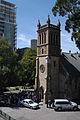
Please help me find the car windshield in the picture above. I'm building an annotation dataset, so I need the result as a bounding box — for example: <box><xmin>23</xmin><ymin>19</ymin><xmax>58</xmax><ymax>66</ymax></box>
<box><xmin>29</xmin><ymin>100</ymin><xmax>34</xmax><ymax>104</ymax></box>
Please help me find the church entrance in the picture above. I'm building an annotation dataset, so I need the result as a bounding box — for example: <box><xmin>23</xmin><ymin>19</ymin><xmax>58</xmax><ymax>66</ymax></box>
<box><xmin>40</xmin><ymin>86</ymin><xmax>44</xmax><ymax>100</ymax></box>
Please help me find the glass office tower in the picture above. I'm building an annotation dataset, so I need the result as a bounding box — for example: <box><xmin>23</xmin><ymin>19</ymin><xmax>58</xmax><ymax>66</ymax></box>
<box><xmin>0</xmin><ymin>0</ymin><xmax>17</xmax><ymax>50</ymax></box>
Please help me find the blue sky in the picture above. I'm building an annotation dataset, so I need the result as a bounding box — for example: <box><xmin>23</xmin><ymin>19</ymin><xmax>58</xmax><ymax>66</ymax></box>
<box><xmin>8</xmin><ymin>0</ymin><xmax>79</xmax><ymax>52</ymax></box>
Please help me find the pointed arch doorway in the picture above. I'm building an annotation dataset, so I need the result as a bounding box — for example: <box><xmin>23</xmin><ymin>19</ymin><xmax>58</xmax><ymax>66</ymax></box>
<box><xmin>40</xmin><ymin>86</ymin><xmax>44</xmax><ymax>100</ymax></box>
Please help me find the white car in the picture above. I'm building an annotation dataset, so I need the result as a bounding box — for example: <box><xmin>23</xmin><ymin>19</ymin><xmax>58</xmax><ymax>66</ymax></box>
<box><xmin>53</xmin><ymin>99</ymin><xmax>78</xmax><ymax>111</ymax></box>
<box><xmin>20</xmin><ymin>99</ymin><xmax>39</xmax><ymax>109</ymax></box>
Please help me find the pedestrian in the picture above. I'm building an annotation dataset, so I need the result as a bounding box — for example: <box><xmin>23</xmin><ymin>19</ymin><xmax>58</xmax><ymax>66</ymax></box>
<box><xmin>8</xmin><ymin>97</ymin><xmax>11</xmax><ymax>106</ymax></box>
<box><xmin>18</xmin><ymin>98</ymin><xmax>21</xmax><ymax>107</ymax></box>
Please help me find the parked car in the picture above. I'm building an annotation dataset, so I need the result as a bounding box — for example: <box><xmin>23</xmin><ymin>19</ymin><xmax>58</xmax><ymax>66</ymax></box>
<box><xmin>53</xmin><ymin>99</ymin><xmax>78</xmax><ymax>111</ymax></box>
<box><xmin>20</xmin><ymin>99</ymin><xmax>39</xmax><ymax>109</ymax></box>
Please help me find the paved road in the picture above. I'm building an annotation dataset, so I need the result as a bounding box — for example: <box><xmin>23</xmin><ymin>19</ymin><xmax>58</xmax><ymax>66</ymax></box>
<box><xmin>0</xmin><ymin>104</ymin><xmax>80</xmax><ymax>120</ymax></box>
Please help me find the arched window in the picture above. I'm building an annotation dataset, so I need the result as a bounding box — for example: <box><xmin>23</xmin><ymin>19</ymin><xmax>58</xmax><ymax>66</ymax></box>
<box><xmin>44</xmin><ymin>33</ymin><xmax>46</xmax><ymax>43</ymax></box>
<box><xmin>54</xmin><ymin>34</ymin><xmax>56</xmax><ymax>45</ymax></box>
<box><xmin>55</xmin><ymin>35</ymin><xmax>57</xmax><ymax>45</ymax></box>
<box><xmin>51</xmin><ymin>34</ymin><xmax>53</xmax><ymax>44</ymax></box>
<box><xmin>39</xmin><ymin>35</ymin><xmax>41</xmax><ymax>44</ymax></box>
<box><xmin>53</xmin><ymin>61</ymin><xmax>56</xmax><ymax>67</ymax></box>
<box><xmin>42</xmin><ymin>33</ymin><xmax>43</xmax><ymax>44</ymax></box>
<box><xmin>42</xmin><ymin>48</ymin><xmax>44</xmax><ymax>54</ymax></box>
<box><xmin>54</xmin><ymin>34</ymin><xmax>58</xmax><ymax>45</ymax></box>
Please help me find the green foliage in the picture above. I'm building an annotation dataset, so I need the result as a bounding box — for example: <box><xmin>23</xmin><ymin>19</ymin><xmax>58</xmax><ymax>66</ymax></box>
<box><xmin>52</xmin><ymin>0</ymin><xmax>80</xmax><ymax>49</ymax></box>
<box><xmin>0</xmin><ymin>38</ymin><xmax>37</xmax><ymax>92</ymax></box>
<box><xmin>0</xmin><ymin>38</ymin><xmax>19</xmax><ymax>91</ymax></box>
<box><xmin>0</xmin><ymin>38</ymin><xmax>18</xmax><ymax>67</ymax></box>
<box><xmin>20</xmin><ymin>48</ymin><xmax>37</xmax><ymax>86</ymax></box>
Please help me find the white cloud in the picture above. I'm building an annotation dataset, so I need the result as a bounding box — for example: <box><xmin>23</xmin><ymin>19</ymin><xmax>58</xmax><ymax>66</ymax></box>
<box><xmin>61</xmin><ymin>32</ymin><xmax>79</xmax><ymax>52</ymax></box>
<box><xmin>61</xmin><ymin>32</ymin><xmax>71</xmax><ymax>42</ymax></box>
<box><xmin>17</xmin><ymin>34</ymin><xmax>32</xmax><ymax>48</ymax></box>
<box><xmin>17</xmin><ymin>34</ymin><xmax>28</xmax><ymax>42</ymax></box>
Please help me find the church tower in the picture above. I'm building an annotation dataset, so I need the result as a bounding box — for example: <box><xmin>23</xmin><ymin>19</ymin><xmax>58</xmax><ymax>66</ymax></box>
<box><xmin>35</xmin><ymin>16</ymin><xmax>61</xmax><ymax>103</ymax></box>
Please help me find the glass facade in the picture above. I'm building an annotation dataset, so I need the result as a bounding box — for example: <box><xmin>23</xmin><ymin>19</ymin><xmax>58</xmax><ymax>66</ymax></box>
<box><xmin>0</xmin><ymin>0</ymin><xmax>17</xmax><ymax>50</ymax></box>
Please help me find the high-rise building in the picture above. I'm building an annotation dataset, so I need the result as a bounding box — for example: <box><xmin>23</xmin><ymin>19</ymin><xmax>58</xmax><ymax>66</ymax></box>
<box><xmin>0</xmin><ymin>0</ymin><xmax>17</xmax><ymax>50</ymax></box>
<box><xmin>31</xmin><ymin>39</ymin><xmax>37</xmax><ymax>49</ymax></box>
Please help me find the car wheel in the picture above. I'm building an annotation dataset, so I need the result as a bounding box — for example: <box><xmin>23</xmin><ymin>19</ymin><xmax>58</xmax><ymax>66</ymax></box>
<box><xmin>57</xmin><ymin>107</ymin><xmax>62</xmax><ymax>111</ymax></box>
<box><xmin>73</xmin><ymin>107</ymin><xmax>77</xmax><ymax>111</ymax></box>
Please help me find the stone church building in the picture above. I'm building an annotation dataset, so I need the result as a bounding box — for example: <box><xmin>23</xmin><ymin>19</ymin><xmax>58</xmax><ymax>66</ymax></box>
<box><xmin>35</xmin><ymin>15</ymin><xmax>80</xmax><ymax>103</ymax></box>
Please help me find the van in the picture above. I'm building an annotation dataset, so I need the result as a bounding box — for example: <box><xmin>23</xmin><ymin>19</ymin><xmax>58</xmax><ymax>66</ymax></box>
<box><xmin>53</xmin><ymin>99</ymin><xmax>78</xmax><ymax>111</ymax></box>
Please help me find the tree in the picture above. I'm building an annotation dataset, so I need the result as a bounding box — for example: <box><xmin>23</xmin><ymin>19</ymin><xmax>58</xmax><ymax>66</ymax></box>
<box><xmin>52</xmin><ymin>0</ymin><xmax>80</xmax><ymax>49</ymax></box>
<box><xmin>0</xmin><ymin>38</ymin><xmax>18</xmax><ymax>91</ymax></box>
<box><xmin>20</xmin><ymin>48</ymin><xmax>37</xmax><ymax>86</ymax></box>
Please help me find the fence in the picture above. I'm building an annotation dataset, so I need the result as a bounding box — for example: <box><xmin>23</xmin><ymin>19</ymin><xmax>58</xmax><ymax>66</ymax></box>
<box><xmin>0</xmin><ymin>110</ymin><xmax>16</xmax><ymax>120</ymax></box>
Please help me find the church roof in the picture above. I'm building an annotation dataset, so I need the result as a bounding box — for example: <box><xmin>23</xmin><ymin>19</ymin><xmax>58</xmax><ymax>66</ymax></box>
<box><xmin>61</xmin><ymin>52</ymin><xmax>80</xmax><ymax>77</ymax></box>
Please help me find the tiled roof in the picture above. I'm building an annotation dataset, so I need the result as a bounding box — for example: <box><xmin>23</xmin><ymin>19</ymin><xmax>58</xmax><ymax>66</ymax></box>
<box><xmin>61</xmin><ymin>52</ymin><xmax>80</xmax><ymax>76</ymax></box>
